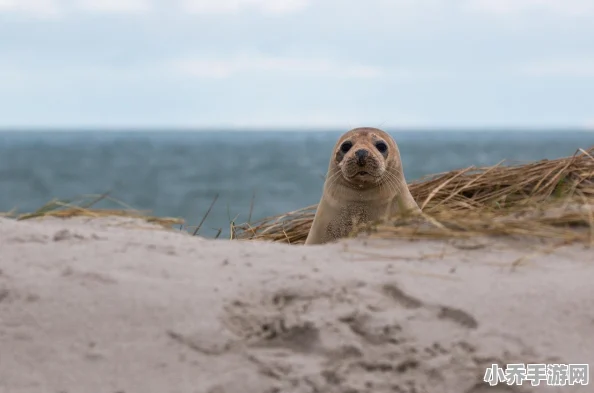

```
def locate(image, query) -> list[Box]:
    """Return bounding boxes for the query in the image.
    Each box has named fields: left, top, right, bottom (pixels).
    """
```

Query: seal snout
left=355, top=149, right=369, bottom=166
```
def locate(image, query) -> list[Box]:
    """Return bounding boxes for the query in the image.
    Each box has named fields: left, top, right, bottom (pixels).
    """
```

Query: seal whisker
left=381, top=171, right=399, bottom=195
left=385, top=171, right=407, bottom=194
left=324, top=170, right=343, bottom=192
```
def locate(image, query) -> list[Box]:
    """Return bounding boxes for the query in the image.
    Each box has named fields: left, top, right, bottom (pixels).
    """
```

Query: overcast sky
left=1, top=0, right=593, bottom=129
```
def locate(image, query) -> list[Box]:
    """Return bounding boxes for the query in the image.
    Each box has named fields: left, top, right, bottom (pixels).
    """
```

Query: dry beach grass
left=2, top=192, right=184, bottom=228
left=3, top=145, right=594, bottom=246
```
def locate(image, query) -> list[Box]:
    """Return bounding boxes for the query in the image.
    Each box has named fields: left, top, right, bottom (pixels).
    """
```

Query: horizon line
left=1, top=126, right=593, bottom=133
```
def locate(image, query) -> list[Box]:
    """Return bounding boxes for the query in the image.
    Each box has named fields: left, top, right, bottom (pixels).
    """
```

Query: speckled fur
left=305, top=127, right=420, bottom=245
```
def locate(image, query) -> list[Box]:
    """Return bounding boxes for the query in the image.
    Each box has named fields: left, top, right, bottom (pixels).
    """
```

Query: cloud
left=0, top=0, right=60, bottom=17
left=469, top=0, right=594, bottom=17
left=0, top=0, right=150, bottom=16
left=0, top=0, right=311, bottom=17
left=215, top=111, right=426, bottom=129
left=516, top=59, right=594, bottom=77
left=3, top=0, right=593, bottom=20
left=179, top=0, right=310, bottom=15
left=76, top=0, right=150, bottom=13
left=171, top=54, right=387, bottom=79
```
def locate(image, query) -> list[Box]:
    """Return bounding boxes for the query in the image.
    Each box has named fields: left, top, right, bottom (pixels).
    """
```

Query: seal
left=305, top=127, right=421, bottom=245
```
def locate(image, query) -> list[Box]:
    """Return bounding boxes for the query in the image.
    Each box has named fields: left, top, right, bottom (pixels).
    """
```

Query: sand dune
left=0, top=216, right=592, bottom=393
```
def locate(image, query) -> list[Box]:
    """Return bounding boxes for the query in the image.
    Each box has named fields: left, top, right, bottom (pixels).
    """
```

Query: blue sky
left=1, top=0, right=593, bottom=129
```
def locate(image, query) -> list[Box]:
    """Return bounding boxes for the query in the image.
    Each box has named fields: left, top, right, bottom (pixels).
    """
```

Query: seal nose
left=355, top=149, right=368, bottom=166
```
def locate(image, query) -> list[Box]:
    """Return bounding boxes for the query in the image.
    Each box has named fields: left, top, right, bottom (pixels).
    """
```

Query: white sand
left=0, top=216, right=592, bottom=393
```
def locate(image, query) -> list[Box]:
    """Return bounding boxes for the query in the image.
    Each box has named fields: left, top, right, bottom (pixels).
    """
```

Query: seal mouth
left=346, top=170, right=380, bottom=180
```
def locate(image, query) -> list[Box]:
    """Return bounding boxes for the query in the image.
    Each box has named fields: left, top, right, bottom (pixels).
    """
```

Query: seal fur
left=305, top=127, right=420, bottom=245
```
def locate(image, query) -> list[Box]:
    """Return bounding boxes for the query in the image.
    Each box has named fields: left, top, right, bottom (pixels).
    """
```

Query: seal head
left=332, top=128, right=400, bottom=192
left=305, top=127, right=420, bottom=245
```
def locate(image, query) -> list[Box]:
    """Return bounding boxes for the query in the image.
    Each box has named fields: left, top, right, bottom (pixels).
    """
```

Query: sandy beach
left=0, top=216, right=592, bottom=393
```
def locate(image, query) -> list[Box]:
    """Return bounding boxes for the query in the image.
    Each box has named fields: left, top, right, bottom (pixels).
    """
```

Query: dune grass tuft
left=232, top=146, right=594, bottom=245
left=4, top=193, right=184, bottom=229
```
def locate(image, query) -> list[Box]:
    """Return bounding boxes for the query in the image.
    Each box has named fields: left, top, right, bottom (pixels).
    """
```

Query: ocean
left=1, top=130, right=592, bottom=238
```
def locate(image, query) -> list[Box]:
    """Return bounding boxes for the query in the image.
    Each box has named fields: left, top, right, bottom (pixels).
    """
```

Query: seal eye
left=340, top=141, right=353, bottom=153
left=375, top=141, right=388, bottom=154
